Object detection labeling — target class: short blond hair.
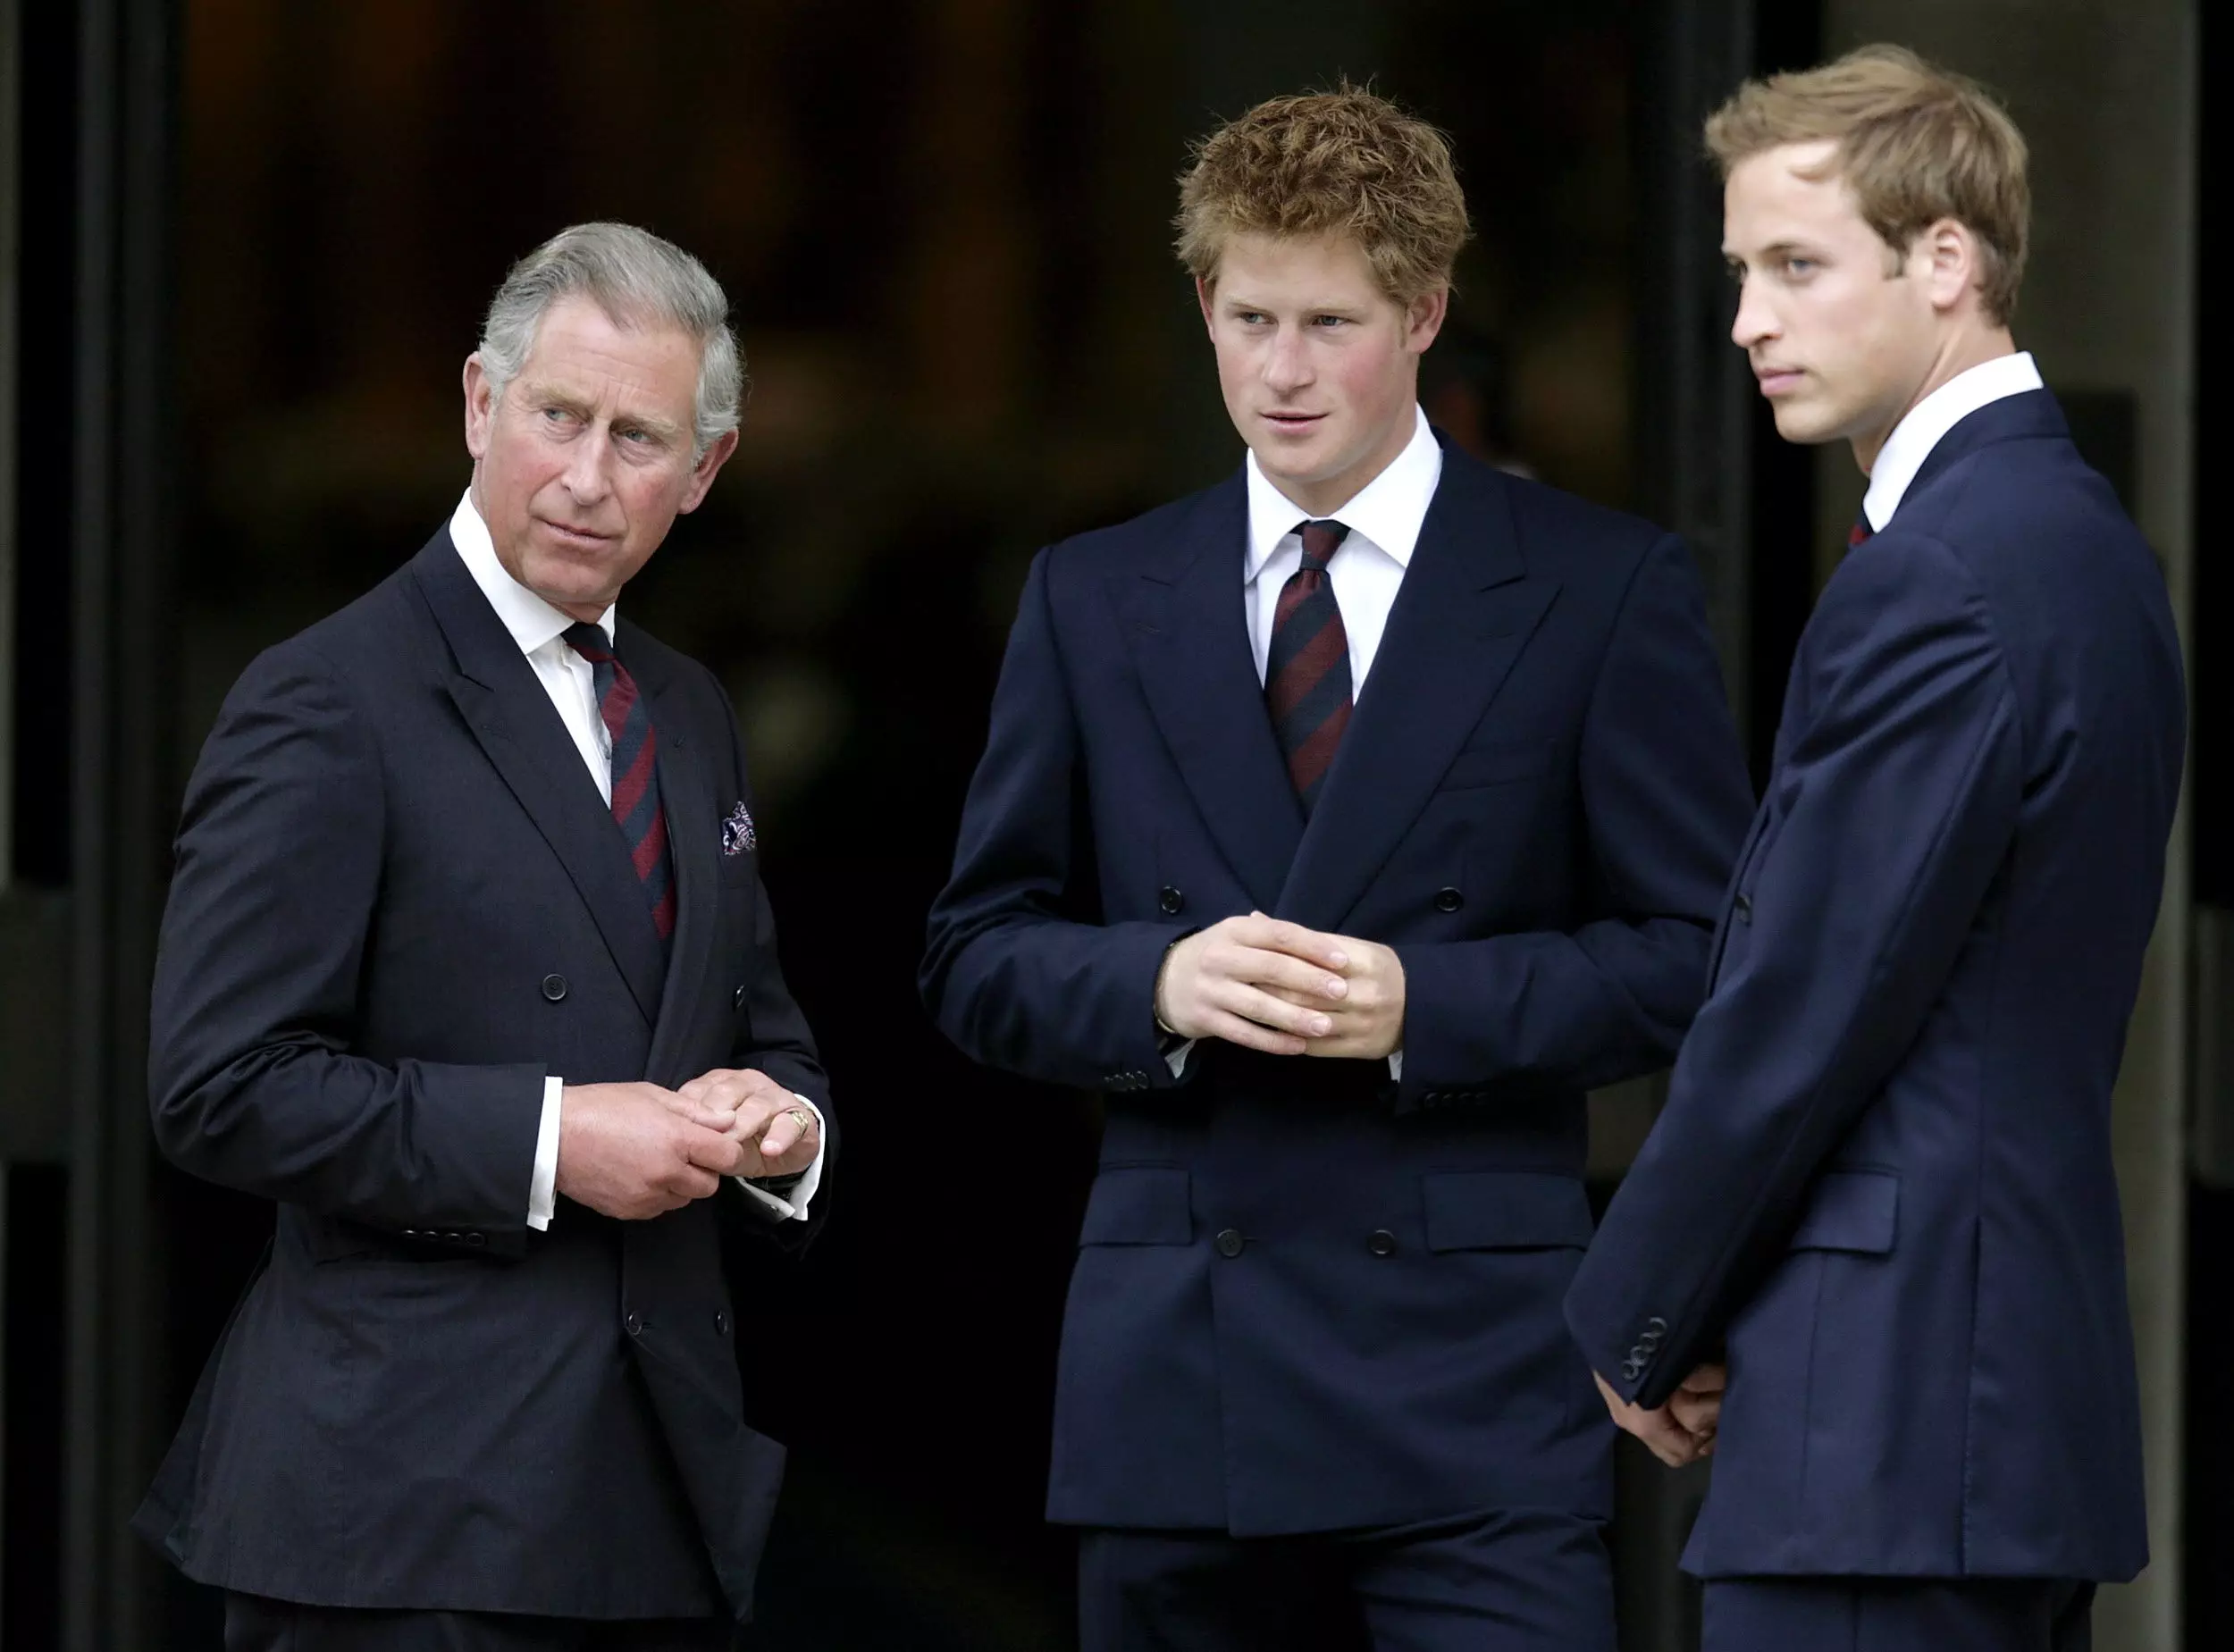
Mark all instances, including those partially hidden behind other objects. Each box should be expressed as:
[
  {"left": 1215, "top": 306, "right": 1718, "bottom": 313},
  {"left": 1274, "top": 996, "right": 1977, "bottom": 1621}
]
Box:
[
  {"left": 1707, "top": 45, "right": 2029, "bottom": 323},
  {"left": 1175, "top": 84, "right": 1471, "bottom": 304}
]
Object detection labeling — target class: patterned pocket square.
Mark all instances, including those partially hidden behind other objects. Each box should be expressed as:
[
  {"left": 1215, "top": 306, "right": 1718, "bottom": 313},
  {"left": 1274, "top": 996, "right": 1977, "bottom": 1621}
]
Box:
[{"left": 720, "top": 801, "right": 756, "bottom": 857}]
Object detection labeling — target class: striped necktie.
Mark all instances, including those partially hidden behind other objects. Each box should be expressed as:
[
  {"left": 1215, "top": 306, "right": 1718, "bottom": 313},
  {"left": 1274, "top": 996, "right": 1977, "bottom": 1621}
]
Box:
[
  {"left": 1850, "top": 509, "right": 1875, "bottom": 549},
  {"left": 1265, "top": 518, "right": 1353, "bottom": 814},
  {"left": 562, "top": 623, "right": 676, "bottom": 943}
]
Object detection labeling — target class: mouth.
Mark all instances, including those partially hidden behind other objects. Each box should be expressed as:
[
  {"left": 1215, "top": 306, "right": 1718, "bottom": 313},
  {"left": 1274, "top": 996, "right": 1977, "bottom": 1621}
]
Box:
[
  {"left": 1259, "top": 410, "right": 1328, "bottom": 434},
  {"left": 1752, "top": 366, "right": 1805, "bottom": 398},
  {"left": 536, "top": 518, "right": 619, "bottom": 550}
]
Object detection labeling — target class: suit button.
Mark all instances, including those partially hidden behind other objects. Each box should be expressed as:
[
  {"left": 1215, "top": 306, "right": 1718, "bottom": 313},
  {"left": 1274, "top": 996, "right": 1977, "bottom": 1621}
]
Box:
[
  {"left": 1367, "top": 1229, "right": 1398, "bottom": 1257},
  {"left": 715, "top": 1310, "right": 731, "bottom": 1338},
  {"left": 625, "top": 1311, "right": 643, "bottom": 1338},
  {"left": 1733, "top": 893, "right": 1753, "bottom": 921},
  {"left": 1433, "top": 886, "right": 1464, "bottom": 913},
  {"left": 733, "top": 984, "right": 747, "bottom": 1010},
  {"left": 1158, "top": 885, "right": 1185, "bottom": 916},
  {"left": 541, "top": 974, "right": 567, "bottom": 1002},
  {"left": 1214, "top": 1229, "right": 1246, "bottom": 1259},
  {"left": 465, "top": 1231, "right": 486, "bottom": 1247}
]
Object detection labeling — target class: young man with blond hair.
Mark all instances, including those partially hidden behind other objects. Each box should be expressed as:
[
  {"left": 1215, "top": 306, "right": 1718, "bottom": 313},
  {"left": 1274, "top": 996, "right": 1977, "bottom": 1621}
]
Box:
[
  {"left": 925, "top": 88, "right": 1751, "bottom": 1649},
  {"left": 1568, "top": 46, "right": 2184, "bottom": 1652}
]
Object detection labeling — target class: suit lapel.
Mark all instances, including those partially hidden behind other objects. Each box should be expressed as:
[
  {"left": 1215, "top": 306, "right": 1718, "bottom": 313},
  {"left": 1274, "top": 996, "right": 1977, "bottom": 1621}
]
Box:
[
  {"left": 631, "top": 636, "right": 719, "bottom": 1086},
  {"left": 407, "top": 534, "right": 668, "bottom": 1027},
  {"left": 1276, "top": 452, "right": 1557, "bottom": 932},
  {"left": 1115, "top": 475, "right": 1302, "bottom": 911}
]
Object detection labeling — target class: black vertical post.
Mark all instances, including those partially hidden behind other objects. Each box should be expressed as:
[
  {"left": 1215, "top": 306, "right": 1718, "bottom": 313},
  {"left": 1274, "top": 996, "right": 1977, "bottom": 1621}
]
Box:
[
  {"left": 1633, "top": 0, "right": 1758, "bottom": 723},
  {"left": 64, "top": 0, "right": 176, "bottom": 1644},
  {"left": 1620, "top": 4, "right": 1757, "bottom": 1650}
]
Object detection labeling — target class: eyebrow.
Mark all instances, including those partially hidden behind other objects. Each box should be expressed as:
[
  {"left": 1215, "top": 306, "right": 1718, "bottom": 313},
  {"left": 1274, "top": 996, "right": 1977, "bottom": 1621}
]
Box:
[
  {"left": 1220, "top": 294, "right": 1362, "bottom": 315},
  {"left": 1725, "top": 239, "right": 1823, "bottom": 263},
  {"left": 520, "top": 381, "right": 685, "bottom": 444}
]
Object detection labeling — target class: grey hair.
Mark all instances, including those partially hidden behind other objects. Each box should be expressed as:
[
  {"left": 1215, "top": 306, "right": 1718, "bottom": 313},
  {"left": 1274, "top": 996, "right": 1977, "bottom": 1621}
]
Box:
[{"left": 476, "top": 222, "right": 743, "bottom": 457}]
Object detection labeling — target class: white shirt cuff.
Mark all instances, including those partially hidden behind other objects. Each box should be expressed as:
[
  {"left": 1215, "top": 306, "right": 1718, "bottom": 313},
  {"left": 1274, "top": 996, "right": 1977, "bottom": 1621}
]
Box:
[
  {"left": 528, "top": 1075, "right": 563, "bottom": 1230},
  {"left": 733, "top": 1093, "right": 826, "bottom": 1222}
]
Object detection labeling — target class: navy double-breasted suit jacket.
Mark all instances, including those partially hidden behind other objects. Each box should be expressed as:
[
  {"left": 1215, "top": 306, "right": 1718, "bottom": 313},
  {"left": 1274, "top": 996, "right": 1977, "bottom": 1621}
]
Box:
[
  {"left": 921, "top": 439, "right": 1754, "bottom": 1533},
  {"left": 1567, "top": 390, "right": 2185, "bottom": 1582},
  {"left": 134, "top": 531, "right": 832, "bottom": 1623}
]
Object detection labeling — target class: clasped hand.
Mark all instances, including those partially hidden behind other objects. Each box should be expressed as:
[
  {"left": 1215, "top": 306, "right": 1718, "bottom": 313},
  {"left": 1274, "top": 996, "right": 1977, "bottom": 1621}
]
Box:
[
  {"left": 1154, "top": 911, "right": 1406, "bottom": 1060},
  {"left": 554, "top": 1069, "right": 820, "bottom": 1222},
  {"left": 1594, "top": 1364, "right": 1725, "bottom": 1467}
]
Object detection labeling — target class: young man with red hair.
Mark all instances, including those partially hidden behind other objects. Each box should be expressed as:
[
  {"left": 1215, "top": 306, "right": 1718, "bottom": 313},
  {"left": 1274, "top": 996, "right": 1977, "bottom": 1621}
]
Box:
[{"left": 926, "top": 88, "right": 1752, "bottom": 1649}]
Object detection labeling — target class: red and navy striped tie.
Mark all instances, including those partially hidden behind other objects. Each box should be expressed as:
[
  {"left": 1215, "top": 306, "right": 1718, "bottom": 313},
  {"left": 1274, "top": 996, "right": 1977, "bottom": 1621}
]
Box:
[
  {"left": 1265, "top": 518, "right": 1353, "bottom": 813},
  {"left": 1850, "top": 509, "right": 1875, "bottom": 549},
  {"left": 563, "top": 623, "right": 676, "bottom": 943}
]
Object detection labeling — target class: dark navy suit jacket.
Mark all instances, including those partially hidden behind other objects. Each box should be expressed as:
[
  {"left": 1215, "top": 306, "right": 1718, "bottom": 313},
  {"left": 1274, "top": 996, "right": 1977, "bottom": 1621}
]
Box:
[
  {"left": 1566, "top": 390, "right": 2185, "bottom": 1581},
  {"left": 134, "top": 531, "right": 832, "bottom": 1623},
  {"left": 921, "top": 440, "right": 1754, "bottom": 1533}
]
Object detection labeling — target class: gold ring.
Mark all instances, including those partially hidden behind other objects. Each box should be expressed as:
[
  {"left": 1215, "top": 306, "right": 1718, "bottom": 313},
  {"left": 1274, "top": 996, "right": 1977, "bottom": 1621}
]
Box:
[{"left": 785, "top": 1107, "right": 814, "bottom": 1136}]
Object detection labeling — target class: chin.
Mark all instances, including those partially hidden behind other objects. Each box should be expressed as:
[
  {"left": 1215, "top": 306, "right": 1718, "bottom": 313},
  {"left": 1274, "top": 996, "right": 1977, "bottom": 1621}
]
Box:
[{"left": 1770, "top": 402, "right": 1844, "bottom": 447}]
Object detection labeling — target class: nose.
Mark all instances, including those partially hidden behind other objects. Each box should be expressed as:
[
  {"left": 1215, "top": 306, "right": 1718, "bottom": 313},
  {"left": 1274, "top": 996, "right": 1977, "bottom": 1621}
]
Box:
[
  {"left": 561, "top": 424, "right": 615, "bottom": 503},
  {"left": 1731, "top": 275, "right": 1778, "bottom": 352},
  {"left": 1262, "top": 323, "right": 1313, "bottom": 397}
]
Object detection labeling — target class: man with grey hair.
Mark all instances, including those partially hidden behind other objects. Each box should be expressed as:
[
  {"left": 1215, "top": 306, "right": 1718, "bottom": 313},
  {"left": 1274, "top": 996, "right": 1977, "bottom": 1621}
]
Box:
[{"left": 133, "top": 222, "right": 832, "bottom": 1648}]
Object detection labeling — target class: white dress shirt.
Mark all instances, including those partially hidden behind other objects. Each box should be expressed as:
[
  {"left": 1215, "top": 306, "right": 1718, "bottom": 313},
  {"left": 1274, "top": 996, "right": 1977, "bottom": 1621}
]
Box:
[
  {"left": 448, "top": 491, "right": 824, "bottom": 1226},
  {"left": 1165, "top": 407, "right": 1444, "bottom": 1080},
  {"left": 1862, "top": 350, "right": 2045, "bottom": 531}
]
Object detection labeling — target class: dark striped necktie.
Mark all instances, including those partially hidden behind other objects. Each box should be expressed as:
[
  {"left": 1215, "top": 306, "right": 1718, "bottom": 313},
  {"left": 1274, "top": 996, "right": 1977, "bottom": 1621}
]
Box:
[
  {"left": 561, "top": 623, "right": 676, "bottom": 943},
  {"left": 1265, "top": 518, "right": 1353, "bottom": 814},
  {"left": 1850, "top": 509, "right": 1875, "bottom": 549}
]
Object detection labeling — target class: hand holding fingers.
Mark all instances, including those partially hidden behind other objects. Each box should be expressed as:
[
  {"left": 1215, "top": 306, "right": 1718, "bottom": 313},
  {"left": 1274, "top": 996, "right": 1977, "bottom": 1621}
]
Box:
[
  {"left": 1668, "top": 1363, "right": 1726, "bottom": 1445},
  {"left": 1158, "top": 918, "right": 1326, "bottom": 1044},
  {"left": 1669, "top": 1387, "right": 1721, "bottom": 1445},
  {"left": 557, "top": 1083, "right": 739, "bottom": 1220},
  {"left": 1594, "top": 1372, "right": 1710, "bottom": 1468}
]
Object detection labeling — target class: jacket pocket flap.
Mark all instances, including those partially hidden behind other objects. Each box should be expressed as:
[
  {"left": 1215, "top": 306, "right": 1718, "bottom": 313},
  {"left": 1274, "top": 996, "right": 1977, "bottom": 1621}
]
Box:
[
  {"left": 1422, "top": 1170, "right": 1594, "bottom": 1252},
  {"left": 1789, "top": 1170, "right": 1899, "bottom": 1254},
  {"left": 1079, "top": 1166, "right": 1193, "bottom": 1245},
  {"left": 1438, "top": 737, "right": 1557, "bottom": 791}
]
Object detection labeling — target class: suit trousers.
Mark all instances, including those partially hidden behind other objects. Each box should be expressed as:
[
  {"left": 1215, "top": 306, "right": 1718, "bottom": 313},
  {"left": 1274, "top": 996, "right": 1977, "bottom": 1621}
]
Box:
[
  {"left": 223, "top": 1594, "right": 735, "bottom": 1652},
  {"left": 1078, "top": 1509, "right": 1615, "bottom": 1652},
  {"left": 1701, "top": 1577, "right": 2095, "bottom": 1652}
]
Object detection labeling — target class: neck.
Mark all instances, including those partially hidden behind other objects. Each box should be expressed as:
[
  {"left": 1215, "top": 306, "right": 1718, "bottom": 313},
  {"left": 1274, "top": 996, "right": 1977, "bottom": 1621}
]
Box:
[{"left": 1851, "top": 323, "right": 2018, "bottom": 475}]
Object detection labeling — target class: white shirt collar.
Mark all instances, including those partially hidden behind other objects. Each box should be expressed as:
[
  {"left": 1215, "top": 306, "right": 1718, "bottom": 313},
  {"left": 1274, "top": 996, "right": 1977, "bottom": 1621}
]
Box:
[
  {"left": 1862, "top": 350, "right": 2045, "bottom": 531},
  {"left": 1243, "top": 405, "right": 1442, "bottom": 582},
  {"left": 448, "top": 489, "right": 616, "bottom": 653}
]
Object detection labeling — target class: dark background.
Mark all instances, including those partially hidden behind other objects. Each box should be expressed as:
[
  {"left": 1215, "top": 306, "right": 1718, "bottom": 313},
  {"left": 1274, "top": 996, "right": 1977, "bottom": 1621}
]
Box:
[{"left": 2, "top": 2, "right": 2222, "bottom": 1648}]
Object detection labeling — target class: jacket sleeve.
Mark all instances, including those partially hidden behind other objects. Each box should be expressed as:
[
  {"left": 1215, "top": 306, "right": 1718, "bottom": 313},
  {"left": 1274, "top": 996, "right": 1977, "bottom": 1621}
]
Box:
[
  {"left": 147, "top": 643, "right": 546, "bottom": 1256},
  {"left": 1565, "top": 532, "right": 2023, "bottom": 1406},
  {"left": 1391, "top": 533, "right": 1756, "bottom": 1105},
  {"left": 920, "top": 548, "right": 1182, "bottom": 1091},
  {"left": 721, "top": 685, "right": 836, "bottom": 1250}
]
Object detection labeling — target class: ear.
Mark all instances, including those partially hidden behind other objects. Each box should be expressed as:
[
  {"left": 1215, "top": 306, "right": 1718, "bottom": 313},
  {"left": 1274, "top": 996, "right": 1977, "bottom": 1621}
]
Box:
[
  {"left": 1919, "top": 218, "right": 1978, "bottom": 315},
  {"left": 1405, "top": 285, "right": 1450, "bottom": 355},
  {"left": 677, "top": 427, "right": 741, "bottom": 516},
  {"left": 463, "top": 354, "right": 495, "bottom": 460},
  {"left": 1195, "top": 274, "right": 1218, "bottom": 336}
]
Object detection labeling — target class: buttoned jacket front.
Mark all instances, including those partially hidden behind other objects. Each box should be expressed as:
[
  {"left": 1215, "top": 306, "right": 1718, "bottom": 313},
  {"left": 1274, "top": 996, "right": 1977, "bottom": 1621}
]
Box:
[{"left": 922, "top": 438, "right": 1754, "bottom": 1533}]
